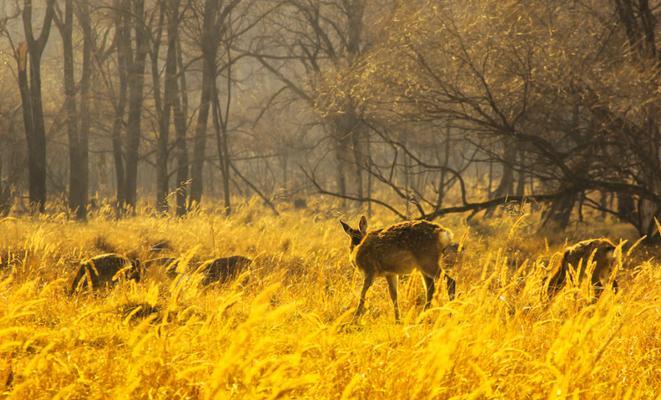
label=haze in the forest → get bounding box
[0,0,657,240]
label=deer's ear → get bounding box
[359,216,368,235]
[340,220,352,235]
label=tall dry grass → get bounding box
[0,201,658,399]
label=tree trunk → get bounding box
[404,139,411,218]
[211,79,231,215]
[599,191,608,219]
[617,192,635,222]
[58,0,81,218]
[170,0,188,217]
[124,0,148,211]
[77,0,92,220]
[189,62,212,208]
[16,43,35,208]
[435,126,451,210]
[20,0,55,213]
[638,173,660,241]
[366,134,373,217]
[27,39,48,213]
[333,127,348,206]
[352,128,364,199]
[0,163,10,216]
[189,0,218,208]
[542,191,577,230]
[173,90,188,217]
[614,0,659,241]
[152,4,169,213]
[492,141,516,199]
[112,0,129,213]
[57,0,90,220]
[486,138,516,217]
[515,149,526,197]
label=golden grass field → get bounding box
[0,200,659,399]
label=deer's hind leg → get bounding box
[420,258,456,307]
[385,275,400,322]
[422,275,435,310]
[547,267,566,300]
[422,272,456,305]
[443,272,456,300]
[354,272,375,319]
[418,258,440,309]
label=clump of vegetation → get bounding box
[0,205,658,399]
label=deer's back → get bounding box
[354,221,445,275]
[73,253,138,290]
[200,256,253,285]
[85,254,130,279]
[563,238,616,280]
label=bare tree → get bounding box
[16,0,56,212]
[124,0,149,211]
[54,0,93,220]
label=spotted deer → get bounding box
[547,238,619,300]
[340,216,459,322]
[197,256,253,286]
[70,253,142,293]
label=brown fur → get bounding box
[547,238,618,299]
[198,256,253,286]
[341,216,458,322]
[149,240,172,253]
[70,253,142,293]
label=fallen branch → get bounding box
[422,192,562,221]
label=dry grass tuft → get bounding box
[0,204,658,399]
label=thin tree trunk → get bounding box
[487,159,493,197]
[617,192,635,222]
[542,191,577,230]
[366,134,372,217]
[124,0,148,211]
[58,0,82,218]
[16,43,35,209]
[152,4,169,213]
[189,63,211,208]
[492,141,516,199]
[404,139,411,218]
[112,0,129,213]
[189,0,218,208]
[599,191,608,219]
[486,138,516,217]
[170,0,188,217]
[21,0,55,212]
[435,126,451,210]
[173,91,188,217]
[333,127,348,207]
[211,79,231,214]
[78,0,92,220]
[27,40,48,213]
[57,0,90,220]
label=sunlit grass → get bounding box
[0,202,658,399]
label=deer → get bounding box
[547,238,619,300]
[197,255,253,286]
[70,253,142,293]
[340,216,460,322]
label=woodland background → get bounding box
[0,0,659,239]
